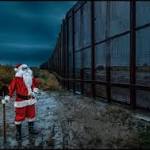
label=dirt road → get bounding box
[0,90,150,149]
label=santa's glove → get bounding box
[29,91,35,97]
[1,95,10,104]
[33,88,41,95]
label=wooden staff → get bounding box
[2,91,6,143]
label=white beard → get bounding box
[23,69,33,95]
[16,68,33,95]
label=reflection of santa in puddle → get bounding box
[2,64,40,141]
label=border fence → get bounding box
[41,1,150,111]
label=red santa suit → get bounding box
[8,64,38,125]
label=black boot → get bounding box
[28,122,38,135]
[16,124,22,141]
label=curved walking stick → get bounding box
[2,92,6,144]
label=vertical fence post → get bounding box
[61,27,63,87]
[57,40,60,74]
[80,6,84,95]
[63,20,66,88]
[91,1,96,98]
[66,16,70,90]
[72,9,76,93]
[130,0,136,109]
[106,1,111,102]
[58,40,59,74]
[80,68,84,95]
[55,48,58,73]
[59,33,63,84]
[59,36,60,75]
[55,49,58,73]
[55,41,59,74]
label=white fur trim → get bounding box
[21,64,28,68]
[1,99,6,104]
[15,70,24,77]
[1,96,10,104]
[17,64,28,70]
[14,98,37,108]
[14,68,18,72]
[18,64,24,70]
[26,117,36,122]
[33,88,39,93]
[15,121,22,125]
[5,95,10,101]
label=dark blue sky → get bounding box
[0,1,75,67]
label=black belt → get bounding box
[17,94,34,100]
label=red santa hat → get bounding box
[14,64,29,72]
[14,64,22,72]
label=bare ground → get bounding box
[0,90,150,149]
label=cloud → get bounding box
[0,1,76,66]
[0,43,52,49]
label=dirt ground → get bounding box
[0,90,150,149]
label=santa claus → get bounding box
[2,64,40,141]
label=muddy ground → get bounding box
[0,90,150,149]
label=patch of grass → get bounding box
[0,66,61,93]
[0,65,14,94]
[138,125,150,149]
[32,69,62,91]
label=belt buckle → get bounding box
[28,95,32,99]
